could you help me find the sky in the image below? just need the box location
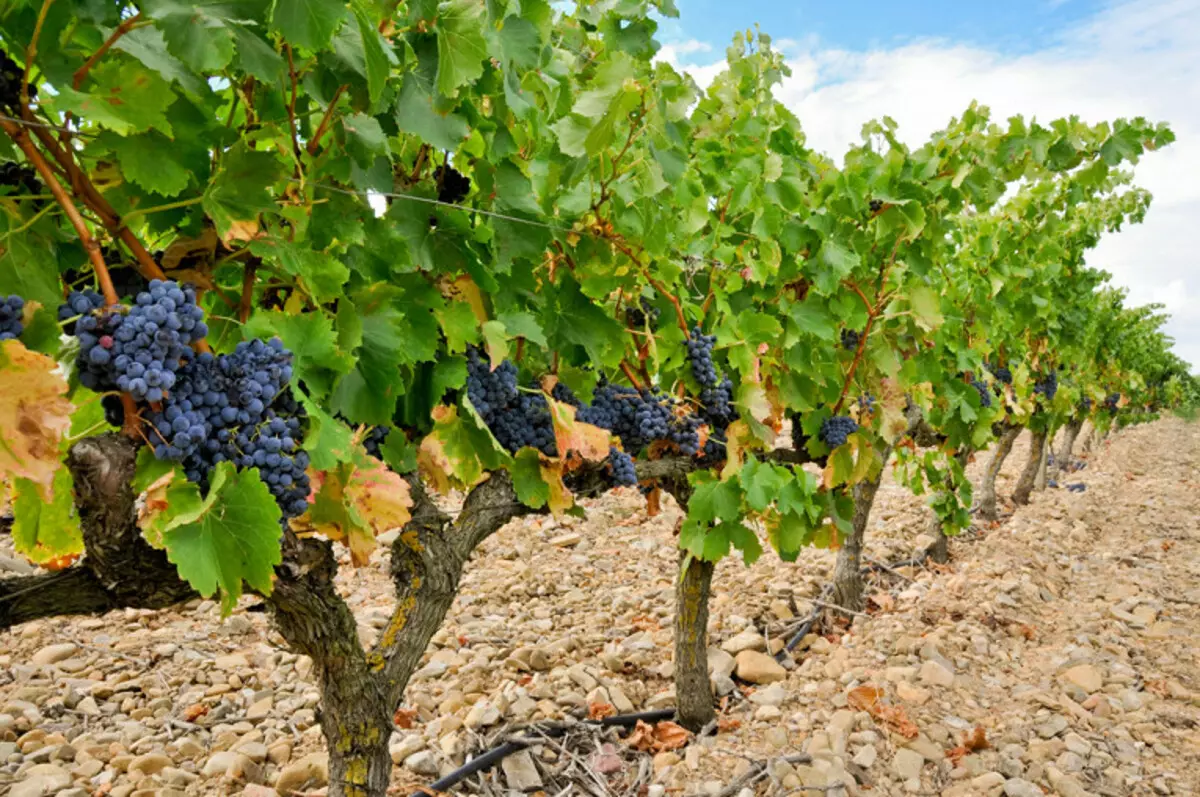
[655,0,1199,371]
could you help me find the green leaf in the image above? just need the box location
[56,61,177,135]
[103,131,192,197]
[133,446,179,493]
[498,310,547,347]
[155,463,282,615]
[909,285,945,331]
[511,448,549,509]
[145,0,237,72]
[437,301,481,353]
[738,458,789,512]
[394,74,470,151]
[725,522,764,566]
[244,310,354,399]
[248,238,350,302]
[203,143,285,235]
[436,0,489,97]
[813,240,860,293]
[271,0,347,51]
[0,232,61,310]
[353,3,389,110]
[232,24,286,84]
[114,26,207,96]
[12,470,83,564]
[295,389,357,470]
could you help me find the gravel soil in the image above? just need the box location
[1,418,1197,797]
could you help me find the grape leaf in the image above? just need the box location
[295,458,412,565]
[56,61,177,136]
[271,0,347,51]
[154,462,283,616]
[436,0,489,97]
[11,469,83,564]
[102,131,192,197]
[511,448,549,509]
[203,143,285,236]
[0,340,73,490]
[547,398,610,462]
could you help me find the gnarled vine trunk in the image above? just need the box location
[976,423,1021,521]
[1012,428,1047,505]
[674,554,716,731]
[1050,418,1084,479]
[1034,424,1053,491]
[830,446,891,612]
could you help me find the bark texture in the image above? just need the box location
[1050,418,1084,480]
[1012,428,1048,505]
[1034,424,1053,491]
[674,555,716,731]
[831,448,891,612]
[977,423,1021,521]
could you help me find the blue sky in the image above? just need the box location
[661,0,1104,59]
[656,0,1199,370]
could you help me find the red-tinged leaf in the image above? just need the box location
[291,459,412,565]
[546,396,610,462]
[0,340,73,490]
[540,456,574,515]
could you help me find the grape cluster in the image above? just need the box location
[0,294,24,340]
[1033,370,1058,400]
[625,298,660,330]
[869,199,883,214]
[857,394,876,412]
[465,348,557,455]
[66,280,208,402]
[60,280,310,521]
[0,49,35,110]
[364,425,390,458]
[841,328,861,351]
[987,363,1013,385]
[608,447,637,486]
[685,327,736,433]
[1079,397,1093,413]
[970,379,992,408]
[581,382,700,455]
[0,162,41,198]
[435,165,471,205]
[1104,393,1120,414]
[819,415,858,448]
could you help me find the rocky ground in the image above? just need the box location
[1,418,1198,797]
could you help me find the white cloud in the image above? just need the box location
[658,0,1200,369]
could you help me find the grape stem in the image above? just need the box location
[306,85,347,156]
[610,239,690,336]
[71,13,144,90]
[619,361,644,391]
[0,117,119,305]
[22,0,54,108]
[284,44,304,171]
[239,261,257,323]
[18,108,166,281]
[832,243,900,414]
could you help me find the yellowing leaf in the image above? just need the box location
[547,396,610,462]
[12,469,83,564]
[540,457,574,515]
[0,340,74,490]
[297,458,413,565]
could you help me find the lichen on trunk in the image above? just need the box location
[674,554,716,731]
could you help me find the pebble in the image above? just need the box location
[1,422,1197,796]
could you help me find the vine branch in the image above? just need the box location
[306,85,347,156]
[72,13,143,89]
